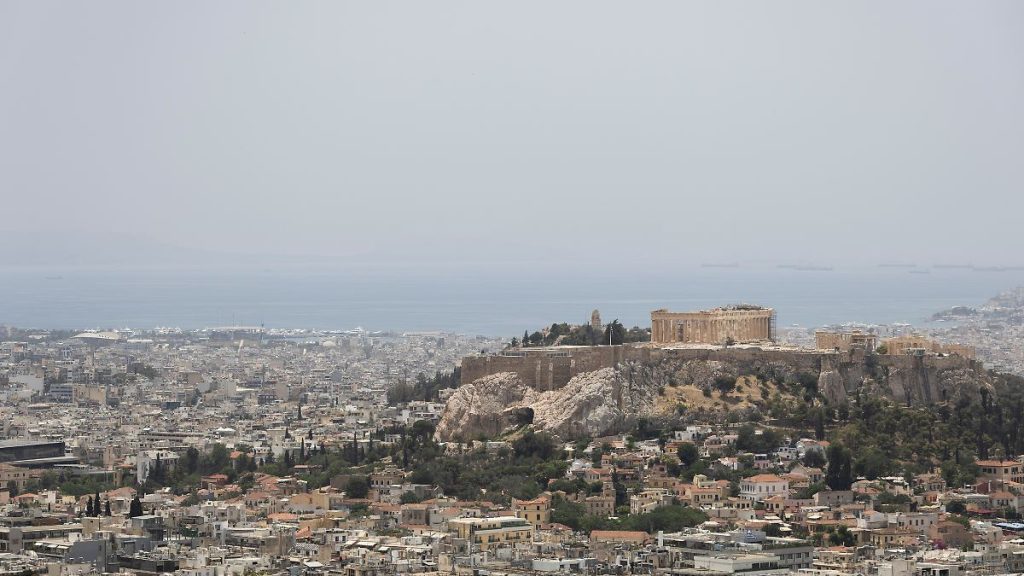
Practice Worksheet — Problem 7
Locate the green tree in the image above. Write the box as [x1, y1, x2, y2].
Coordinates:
[676, 443, 699, 467]
[825, 444, 853, 490]
[828, 525, 855, 546]
[802, 450, 826, 468]
[512, 430, 558, 461]
[400, 491, 422, 504]
[736, 425, 781, 454]
[854, 446, 892, 480]
[345, 476, 370, 499]
[185, 447, 200, 474]
[603, 320, 626, 346]
[550, 496, 586, 530]
[202, 444, 231, 474]
[621, 504, 707, 533]
[150, 455, 164, 485]
[612, 470, 627, 507]
[128, 495, 143, 518]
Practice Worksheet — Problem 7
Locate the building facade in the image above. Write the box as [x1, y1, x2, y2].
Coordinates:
[512, 495, 551, 527]
[739, 474, 790, 502]
[883, 335, 975, 359]
[815, 330, 878, 352]
[448, 516, 533, 551]
[651, 307, 776, 345]
[976, 460, 1024, 484]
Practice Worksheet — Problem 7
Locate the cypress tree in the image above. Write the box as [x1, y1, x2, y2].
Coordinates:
[129, 495, 143, 518]
[401, 426, 409, 468]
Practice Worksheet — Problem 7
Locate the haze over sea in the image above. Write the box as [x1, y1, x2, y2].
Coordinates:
[4, 265, 1024, 337]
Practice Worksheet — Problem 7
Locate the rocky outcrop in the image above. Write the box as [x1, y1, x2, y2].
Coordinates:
[531, 366, 660, 438]
[875, 360, 994, 406]
[433, 372, 538, 440]
[670, 360, 739, 391]
[435, 366, 662, 441]
[438, 348, 1001, 441]
[818, 369, 847, 404]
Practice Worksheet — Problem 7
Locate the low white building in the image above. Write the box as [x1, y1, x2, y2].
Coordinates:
[694, 553, 789, 576]
[739, 474, 789, 502]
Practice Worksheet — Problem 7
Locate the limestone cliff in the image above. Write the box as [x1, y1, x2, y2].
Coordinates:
[432, 372, 539, 440]
[435, 366, 661, 441]
[437, 348, 1000, 441]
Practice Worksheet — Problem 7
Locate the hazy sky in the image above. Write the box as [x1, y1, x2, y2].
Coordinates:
[2, 1, 1022, 271]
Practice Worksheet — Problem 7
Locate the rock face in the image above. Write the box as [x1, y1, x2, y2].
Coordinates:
[435, 367, 661, 441]
[818, 356, 847, 404]
[884, 363, 993, 405]
[436, 349, 1001, 441]
[532, 367, 659, 438]
[433, 372, 538, 441]
[818, 369, 847, 404]
[670, 359, 738, 390]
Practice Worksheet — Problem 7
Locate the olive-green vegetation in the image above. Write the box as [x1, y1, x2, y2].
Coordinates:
[387, 368, 461, 404]
[714, 360, 1024, 490]
[16, 472, 117, 498]
[550, 496, 706, 533]
[512, 320, 650, 348]
[825, 377, 1024, 487]
[402, 427, 568, 504]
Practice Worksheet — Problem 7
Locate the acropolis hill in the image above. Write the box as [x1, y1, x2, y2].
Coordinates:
[436, 306, 1000, 441]
[460, 343, 980, 404]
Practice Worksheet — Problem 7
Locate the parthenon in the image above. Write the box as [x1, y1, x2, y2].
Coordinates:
[650, 306, 776, 345]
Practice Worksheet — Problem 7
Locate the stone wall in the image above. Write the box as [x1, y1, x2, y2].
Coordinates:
[883, 335, 976, 359]
[459, 344, 983, 406]
[460, 346, 627, 391]
[815, 330, 877, 352]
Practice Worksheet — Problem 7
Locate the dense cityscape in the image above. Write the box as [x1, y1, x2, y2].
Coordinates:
[5, 2, 1022, 575]
[1, 289, 1024, 576]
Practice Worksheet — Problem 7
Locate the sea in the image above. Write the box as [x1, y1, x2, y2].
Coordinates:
[2, 265, 1023, 337]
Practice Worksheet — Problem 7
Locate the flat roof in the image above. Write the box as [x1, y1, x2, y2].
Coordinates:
[0, 440, 64, 449]
[8, 456, 79, 467]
